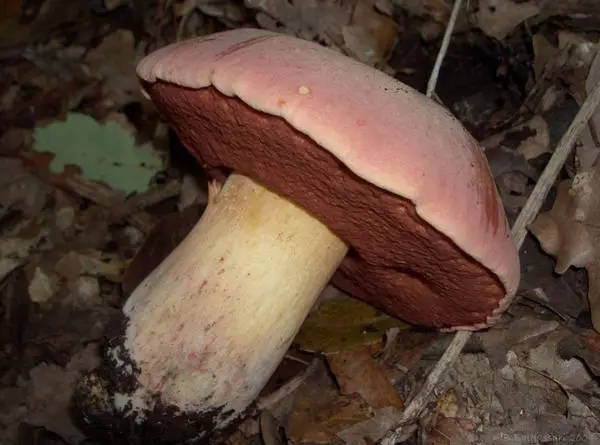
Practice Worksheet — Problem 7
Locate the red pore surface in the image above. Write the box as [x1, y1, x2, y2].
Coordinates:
[137, 29, 520, 329]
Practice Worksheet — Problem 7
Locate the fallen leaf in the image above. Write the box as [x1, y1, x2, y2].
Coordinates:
[483, 146, 539, 181]
[373, 329, 438, 389]
[532, 33, 556, 82]
[525, 329, 594, 390]
[577, 47, 600, 170]
[62, 276, 102, 309]
[293, 298, 410, 354]
[336, 406, 403, 445]
[482, 115, 550, 163]
[102, 0, 128, 11]
[476, 316, 560, 369]
[246, 0, 348, 47]
[226, 430, 251, 445]
[258, 352, 314, 403]
[437, 352, 572, 437]
[247, 0, 397, 66]
[474, 0, 540, 40]
[327, 346, 404, 409]
[341, 0, 399, 66]
[557, 329, 600, 377]
[32, 113, 163, 195]
[0, 345, 99, 444]
[392, 0, 451, 23]
[85, 29, 143, 108]
[178, 174, 207, 210]
[27, 265, 60, 303]
[259, 411, 285, 445]
[54, 250, 126, 283]
[556, 31, 598, 103]
[426, 416, 477, 445]
[567, 393, 600, 432]
[519, 235, 587, 321]
[529, 162, 600, 331]
[0, 128, 32, 157]
[0, 226, 50, 282]
[515, 116, 551, 161]
[435, 390, 459, 418]
[528, 31, 600, 171]
[286, 365, 370, 444]
[0, 157, 52, 218]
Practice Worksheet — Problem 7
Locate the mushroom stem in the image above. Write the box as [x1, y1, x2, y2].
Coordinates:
[116, 172, 348, 431]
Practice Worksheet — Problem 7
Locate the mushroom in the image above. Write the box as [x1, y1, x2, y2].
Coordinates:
[75, 29, 520, 443]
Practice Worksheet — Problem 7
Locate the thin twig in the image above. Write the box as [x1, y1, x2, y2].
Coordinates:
[384, 331, 472, 444]
[426, 0, 464, 98]
[380, 15, 600, 445]
[510, 79, 600, 249]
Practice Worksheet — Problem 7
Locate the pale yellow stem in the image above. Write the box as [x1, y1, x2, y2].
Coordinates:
[117, 172, 349, 427]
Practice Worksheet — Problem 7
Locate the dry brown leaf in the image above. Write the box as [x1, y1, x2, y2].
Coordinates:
[53, 250, 126, 283]
[225, 430, 251, 445]
[342, 0, 399, 66]
[259, 411, 284, 445]
[0, 223, 50, 283]
[0, 345, 99, 444]
[246, 0, 347, 44]
[531, 31, 598, 103]
[557, 32, 598, 102]
[529, 162, 600, 331]
[0, 0, 81, 44]
[27, 264, 60, 303]
[437, 353, 573, 438]
[337, 406, 403, 445]
[294, 298, 409, 354]
[285, 366, 370, 444]
[532, 34, 556, 82]
[558, 329, 600, 377]
[247, 0, 397, 66]
[577, 48, 600, 170]
[476, 316, 560, 369]
[426, 416, 477, 445]
[0, 157, 52, 218]
[327, 346, 404, 410]
[515, 115, 551, 160]
[474, 0, 540, 41]
[524, 329, 593, 390]
[85, 29, 142, 108]
[377, 329, 436, 383]
[392, 0, 451, 23]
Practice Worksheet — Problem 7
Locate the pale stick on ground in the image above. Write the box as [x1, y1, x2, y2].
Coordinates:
[381, 4, 600, 444]
[426, 0, 464, 98]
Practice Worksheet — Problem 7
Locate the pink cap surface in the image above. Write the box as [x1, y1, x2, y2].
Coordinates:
[137, 28, 520, 329]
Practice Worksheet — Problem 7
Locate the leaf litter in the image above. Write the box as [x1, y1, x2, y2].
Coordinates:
[2, 1, 600, 445]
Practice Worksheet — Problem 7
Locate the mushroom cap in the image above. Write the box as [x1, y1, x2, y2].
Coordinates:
[137, 29, 520, 330]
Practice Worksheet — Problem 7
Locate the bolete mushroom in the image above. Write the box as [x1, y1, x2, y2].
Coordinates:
[75, 29, 520, 443]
